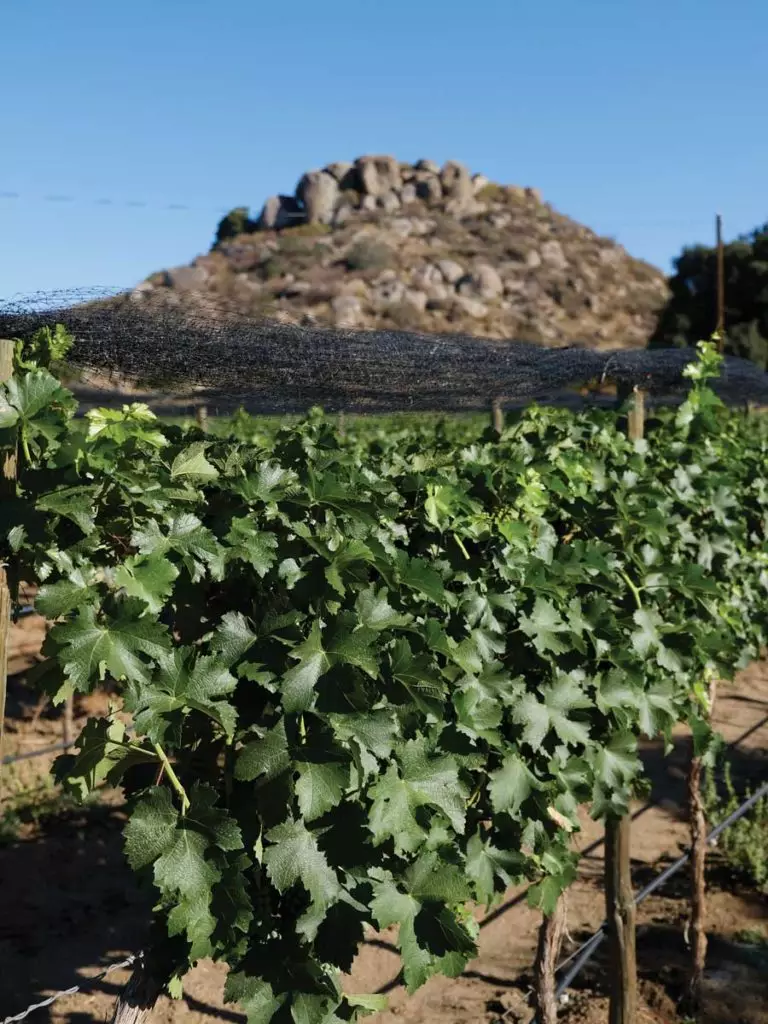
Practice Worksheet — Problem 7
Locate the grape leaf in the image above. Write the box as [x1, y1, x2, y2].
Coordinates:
[50, 600, 171, 689]
[263, 818, 340, 940]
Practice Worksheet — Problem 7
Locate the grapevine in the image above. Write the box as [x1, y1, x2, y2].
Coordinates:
[1, 329, 766, 1023]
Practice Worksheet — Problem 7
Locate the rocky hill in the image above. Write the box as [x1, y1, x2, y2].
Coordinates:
[135, 156, 669, 349]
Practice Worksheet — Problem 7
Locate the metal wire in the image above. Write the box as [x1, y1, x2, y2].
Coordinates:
[1, 954, 140, 1024]
[1, 739, 74, 766]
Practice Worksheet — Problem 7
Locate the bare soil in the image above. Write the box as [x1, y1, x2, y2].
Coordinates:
[2, 617, 766, 1024]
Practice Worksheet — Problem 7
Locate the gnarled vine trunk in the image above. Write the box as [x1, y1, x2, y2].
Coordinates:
[687, 680, 718, 1011]
[110, 959, 164, 1024]
[534, 893, 568, 1024]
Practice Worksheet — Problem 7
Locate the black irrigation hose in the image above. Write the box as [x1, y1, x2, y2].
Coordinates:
[526, 775, 768, 1023]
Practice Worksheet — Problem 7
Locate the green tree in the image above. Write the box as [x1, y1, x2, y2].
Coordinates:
[650, 223, 768, 368]
[214, 207, 254, 247]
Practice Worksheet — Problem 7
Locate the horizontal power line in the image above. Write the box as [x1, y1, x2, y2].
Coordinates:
[0, 190, 235, 215]
[0, 188, 719, 231]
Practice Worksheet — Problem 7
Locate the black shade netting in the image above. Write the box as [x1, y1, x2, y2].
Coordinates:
[2, 289, 768, 413]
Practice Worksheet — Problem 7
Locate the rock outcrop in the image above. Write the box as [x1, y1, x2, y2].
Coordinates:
[138, 155, 669, 349]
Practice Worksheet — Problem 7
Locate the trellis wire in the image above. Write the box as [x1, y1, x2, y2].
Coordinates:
[0, 954, 140, 1024]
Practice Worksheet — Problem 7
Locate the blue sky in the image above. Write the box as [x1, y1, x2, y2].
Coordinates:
[2, 0, 766, 299]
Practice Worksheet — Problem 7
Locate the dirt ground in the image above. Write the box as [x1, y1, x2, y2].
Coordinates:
[2, 611, 767, 1024]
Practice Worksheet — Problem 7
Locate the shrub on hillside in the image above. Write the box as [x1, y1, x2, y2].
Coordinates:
[214, 207, 255, 247]
[345, 238, 395, 272]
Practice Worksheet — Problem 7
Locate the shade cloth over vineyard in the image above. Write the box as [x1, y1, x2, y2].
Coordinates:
[3, 289, 768, 411]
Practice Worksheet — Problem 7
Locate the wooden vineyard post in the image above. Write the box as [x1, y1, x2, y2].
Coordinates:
[63, 693, 75, 748]
[534, 894, 568, 1024]
[0, 339, 17, 764]
[492, 396, 504, 435]
[604, 384, 644, 1024]
[195, 404, 209, 433]
[605, 814, 637, 1024]
[715, 212, 725, 342]
[687, 679, 718, 1010]
[627, 386, 645, 444]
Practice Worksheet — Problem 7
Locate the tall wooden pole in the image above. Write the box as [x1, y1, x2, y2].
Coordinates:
[715, 213, 725, 349]
[0, 339, 17, 766]
[604, 384, 643, 1024]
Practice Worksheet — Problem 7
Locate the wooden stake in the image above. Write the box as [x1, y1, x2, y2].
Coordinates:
[492, 396, 504, 435]
[605, 815, 637, 1024]
[627, 387, 645, 443]
[63, 692, 75, 748]
[534, 894, 568, 1024]
[687, 680, 717, 1010]
[604, 383, 643, 1024]
[195, 405, 208, 433]
[715, 213, 725, 346]
[0, 339, 17, 766]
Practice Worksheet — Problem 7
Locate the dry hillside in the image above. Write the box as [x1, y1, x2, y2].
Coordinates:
[135, 156, 669, 349]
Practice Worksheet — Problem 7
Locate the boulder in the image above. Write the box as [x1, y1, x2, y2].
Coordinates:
[425, 282, 451, 307]
[337, 278, 371, 299]
[331, 294, 364, 326]
[411, 264, 444, 290]
[489, 212, 511, 229]
[257, 194, 305, 230]
[415, 158, 440, 174]
[408, 217, 435, 236]
[279, 279, 312, 298]
[296, 171, 340, 225]
[389, 218, 415, 238]
[440, 160, 474, 207]
[415, 174, 443, 203]
[472, 173, 490, 194]
[541, 240, 568, 270]
[378, 191, 401, 214]
[332, 204, 354, 227]
[372, 278, 407, 310]
[402, 289, 428, 314]
[503, 278, 526, 295]
[599, 246, 623, 265]
[437, 258, 465, 284]
[400, 182, 418, 204]
[355, 155, 402, 196]
[324, 161, 357, 188]
[454, 295, 488, 319]
[458, 263, 504, 300]
[164, 265, 209, 291]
